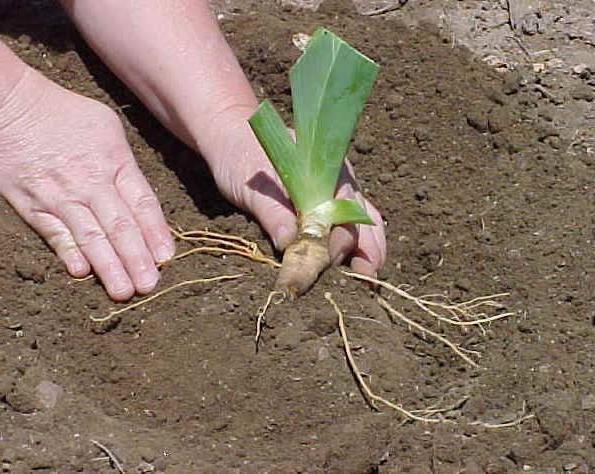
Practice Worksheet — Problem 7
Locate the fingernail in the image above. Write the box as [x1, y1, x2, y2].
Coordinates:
[110, 281, 135, 301]
[69, 259, 87, 276]
[155, 241, 175, 263]
[137, 268, 160, 294]
[273, 225, 293, 251]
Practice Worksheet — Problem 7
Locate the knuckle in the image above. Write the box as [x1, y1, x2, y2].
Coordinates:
[58, 197, 90, 216]
[134, 193, 161, 213]
[107, 215, 136, 236]
[77, 226, 107, 249]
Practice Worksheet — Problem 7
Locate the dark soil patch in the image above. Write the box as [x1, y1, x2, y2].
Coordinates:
[1, 1, 594, 472]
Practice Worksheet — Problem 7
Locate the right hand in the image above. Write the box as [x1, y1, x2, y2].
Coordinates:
[0, 67, 174, 300]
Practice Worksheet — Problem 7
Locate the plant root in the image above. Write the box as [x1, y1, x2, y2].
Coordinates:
[90, 439, 125, 474]
[378, 297, 480, 368]
[341, 270, 513, 329]
[170, 226, 280, 268]
[90, 274, 243, 323]
[325, 291, 449, 424]
[340, 270, 513, 366]
[85, 226, 278, 321]
[471, 401, 535, 429]
[275, 236, 330, 298]
[254, 290, 286, 351]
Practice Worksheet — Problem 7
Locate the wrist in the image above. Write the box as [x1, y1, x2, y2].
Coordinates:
[191, 100, 258, 165]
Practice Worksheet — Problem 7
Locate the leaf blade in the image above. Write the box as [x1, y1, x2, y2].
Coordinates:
[248, 100, 305, 210]
[307, 199, 374, 226]
[290, 28, 379, 211]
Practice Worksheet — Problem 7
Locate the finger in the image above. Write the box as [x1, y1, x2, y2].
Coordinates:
[89, 190, 160, 294]
[247, 188, 298, 251]
[114, 160, 174, 263]
[30, 211, 91, 278]
[58, 200, 135, 301]
[238, 168, 298, 251]
[364, 197, 387, 268]
[351, 199, 386, 277]
[329, 224, 357, 266]
[5, 191, 90, 277]
[329, 170, 360, 265]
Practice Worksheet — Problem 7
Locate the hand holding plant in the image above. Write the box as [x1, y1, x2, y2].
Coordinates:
[249, 28, 384, 297]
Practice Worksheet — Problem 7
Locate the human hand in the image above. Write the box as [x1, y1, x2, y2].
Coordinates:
[207, 118, 387, 277]
[0, 68, 174, 300]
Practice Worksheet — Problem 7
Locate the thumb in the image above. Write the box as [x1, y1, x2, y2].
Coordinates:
[208, 122, 299, 251]
[242, 179, 298, 251]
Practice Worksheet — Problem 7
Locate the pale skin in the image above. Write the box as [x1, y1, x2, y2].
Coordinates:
[0, 1, 386, 301]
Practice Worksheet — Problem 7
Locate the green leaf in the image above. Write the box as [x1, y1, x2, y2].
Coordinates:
[249, 28, 378, 227]
[248, 100, 306, 210]
[290, 28, 379, 211]
[307, 199, 374, 226]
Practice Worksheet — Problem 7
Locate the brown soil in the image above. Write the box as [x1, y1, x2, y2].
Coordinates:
[1, 1, 594, 472]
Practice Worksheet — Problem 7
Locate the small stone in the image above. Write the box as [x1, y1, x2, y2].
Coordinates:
[139, 449, 156, 465]
[571, 84, 594, 102]
[397, 164, 411, 177]
[455, 279, 471, 292]
[317, 346, 330, 361]
[537, 124, 560, 142]
[14, 260, 46, 283]
[378, 173, 392, 184]
[572, 63, 591, 79]
[544, 136, 562, 150]
[521, 15, 540, 36]
[413, 128, 430, 144]
[532, 63, 546, 73]
[414, 187, 429, 201]
[136, 461, 156, 473]
[466, 112, 488, 133]
[36, 380, 63, 409]
[354, 139, 373, 154]
[5, 388, 37, 414]
[385, 92, 404, 110]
